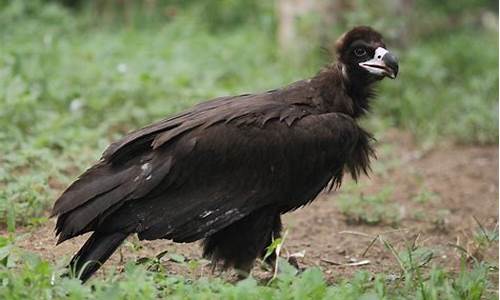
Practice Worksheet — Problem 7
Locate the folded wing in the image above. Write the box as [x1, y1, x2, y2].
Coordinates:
[52, 94, 370, 245]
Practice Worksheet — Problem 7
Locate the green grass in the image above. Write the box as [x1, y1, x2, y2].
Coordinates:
[0, 235, 497, 300]
[0, 1, 497, 226]
[335, 185, 400, 226]
[0, 1, 317, 227]
[376, 30, 499, 145]
[0, 1, 498, 298]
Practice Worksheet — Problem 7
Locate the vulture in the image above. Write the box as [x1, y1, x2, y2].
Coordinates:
[52, 26, 398, 281]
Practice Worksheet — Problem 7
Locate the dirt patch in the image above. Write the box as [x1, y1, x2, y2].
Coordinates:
[12, 130, 499, 282]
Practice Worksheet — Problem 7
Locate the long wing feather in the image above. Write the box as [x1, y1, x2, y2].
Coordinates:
[52, 84, 373, 245]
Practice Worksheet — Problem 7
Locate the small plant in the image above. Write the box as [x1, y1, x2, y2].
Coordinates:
[472, 216, 499, 249]
[412, 186, 440, 204]
[263, 230, 299, 281]
[136, 250, 190, 273]
[431, 209, 451, 233]
[0, 238, 497, 299]
[0, 1, 497, 299]
[336, 187, 400, 225]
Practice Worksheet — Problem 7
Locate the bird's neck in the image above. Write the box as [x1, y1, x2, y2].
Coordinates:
[311, 63, 377, 118]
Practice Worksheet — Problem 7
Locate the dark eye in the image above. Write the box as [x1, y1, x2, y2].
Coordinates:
[354, 48, 367, 57]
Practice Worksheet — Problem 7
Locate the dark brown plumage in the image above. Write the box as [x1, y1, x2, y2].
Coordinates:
[52, 26, 398, 281]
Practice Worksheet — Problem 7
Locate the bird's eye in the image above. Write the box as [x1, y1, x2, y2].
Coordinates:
[354, 48, 367, 57]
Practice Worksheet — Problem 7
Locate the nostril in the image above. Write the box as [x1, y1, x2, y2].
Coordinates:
[383, 53, 399, 68]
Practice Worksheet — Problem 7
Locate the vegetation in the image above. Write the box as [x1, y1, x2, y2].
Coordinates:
[0, 0, 497, 299]
[377, 30, 499, 144]
[336, 185, 400, 226]
[0, 234, 497, 299]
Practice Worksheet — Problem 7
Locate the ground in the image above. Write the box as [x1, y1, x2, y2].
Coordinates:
[13, 130, 498, 285]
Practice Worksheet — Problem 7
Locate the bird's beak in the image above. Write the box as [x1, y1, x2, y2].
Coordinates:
[359, 47, 399, 79]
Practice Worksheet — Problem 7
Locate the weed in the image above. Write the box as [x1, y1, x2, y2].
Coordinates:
[0, 0, 497, 227]
[336, 187, 400, 225]
[0, 1, 497, 298]
[0, 233, 497, 299]
[431, 209, 451, 233]
[412, 187, 440, 204]
[473, 217, 499, 249]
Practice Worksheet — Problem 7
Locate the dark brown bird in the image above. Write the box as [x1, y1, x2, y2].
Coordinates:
[52, 26, 398, 281]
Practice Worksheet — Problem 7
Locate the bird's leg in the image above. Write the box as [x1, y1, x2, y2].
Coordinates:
[262, 244, 300, 276]
[287, 255, 300, 269]
[234, 260, 253, 280]
[207, 260, 224, 278]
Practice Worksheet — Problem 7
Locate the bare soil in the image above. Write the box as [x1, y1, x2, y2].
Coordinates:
[13, 130, 499, 283]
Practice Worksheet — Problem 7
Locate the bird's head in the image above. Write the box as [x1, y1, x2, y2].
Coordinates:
[335, 26, 399, 82]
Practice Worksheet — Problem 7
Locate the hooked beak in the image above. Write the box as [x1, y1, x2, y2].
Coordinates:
[359, 47, 399, 79]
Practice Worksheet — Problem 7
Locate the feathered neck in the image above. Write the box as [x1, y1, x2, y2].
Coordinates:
[312, 63, 378, 118]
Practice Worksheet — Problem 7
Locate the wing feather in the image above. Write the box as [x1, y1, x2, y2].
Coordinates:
[51, 163, 133, 216]
[94, 112, 368, 243]
[53, 89, 373, 245]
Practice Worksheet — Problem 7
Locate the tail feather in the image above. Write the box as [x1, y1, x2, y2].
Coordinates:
[55, 183, 134, 244]
[69, 232, 128, 282]
[52, 163, 132, 217]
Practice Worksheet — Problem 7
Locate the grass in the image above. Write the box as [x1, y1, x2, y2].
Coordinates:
[376, 30, 499, 145]
[0, 1, 497, 226]
[0, 1, 316, 227]
[0, 235, 497, 300]
[335, 185, 400, 226]
[0, 1, 498, 299]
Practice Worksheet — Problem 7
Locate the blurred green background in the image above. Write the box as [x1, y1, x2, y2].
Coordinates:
[0, 0, 498, 233]
[0, 1, 498, 298]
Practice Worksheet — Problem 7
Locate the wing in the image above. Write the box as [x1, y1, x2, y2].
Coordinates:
[132, 112, 371, 243]
[52, 93, 372, 244]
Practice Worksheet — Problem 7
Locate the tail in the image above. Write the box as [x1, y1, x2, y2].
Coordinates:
[68, 231, 128, 282]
